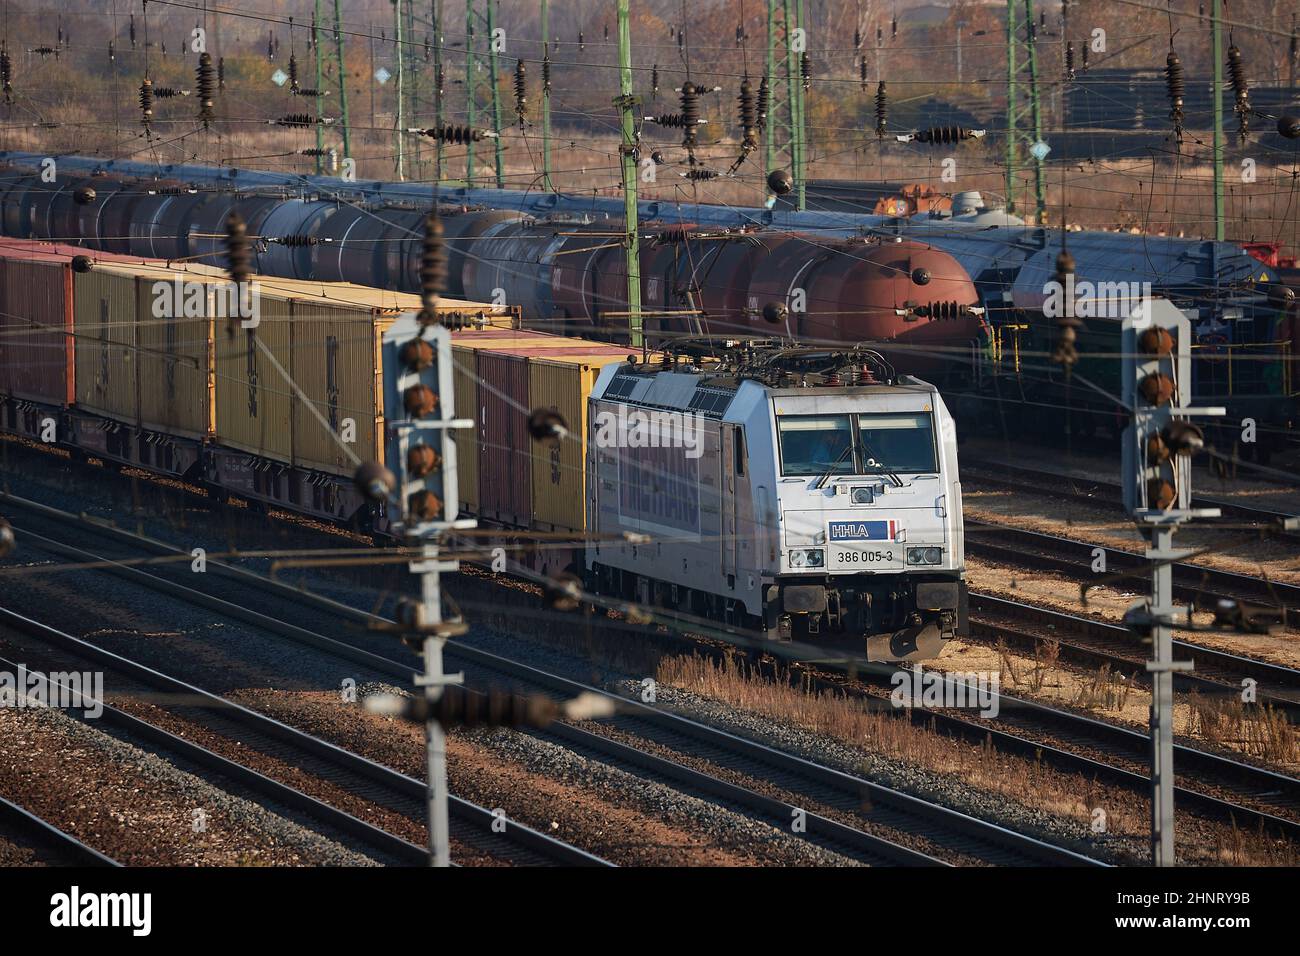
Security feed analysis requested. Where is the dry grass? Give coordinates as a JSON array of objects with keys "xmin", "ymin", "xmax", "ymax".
[{"xmin": 1189, "ymin": 692, "xmax": 1300, "ymax": 765}]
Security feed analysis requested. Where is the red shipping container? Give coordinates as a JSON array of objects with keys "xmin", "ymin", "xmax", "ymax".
[{"xmin": 475, "ymin": 350, "xmax": 532, "ymax": 527}]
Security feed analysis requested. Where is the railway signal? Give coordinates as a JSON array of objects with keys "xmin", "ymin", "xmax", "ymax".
[
  {"xmin": 1120, "ymin": 299, "xmax": 1224, "ymax": 867},
  {"xmin": 371, "ymin": 310, "xmax": 477, "ymax": 868}
]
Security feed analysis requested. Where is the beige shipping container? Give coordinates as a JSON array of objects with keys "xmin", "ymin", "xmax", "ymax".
[
  {"xmin": 73, "ymin": 264, "xmax": 140, "ymax": 423},
  {"xmin": 213, "ymin": 293, "xmax": 294, "ymax": 463},
  {"xmin": 288, "ymin": 298, "xmax": 398, "ymax": 475},
  {"xmin": 528, "ymin": 353, "xmax": 637, "ymax": 533},
  {"xmin": 135, "ymin": 274, "xmax": 214, "ymax": 438}
]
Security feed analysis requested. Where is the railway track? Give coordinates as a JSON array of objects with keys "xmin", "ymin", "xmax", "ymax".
[
  {"xmin": 0, "ymin": 611, "xmax": 604, "ymax": 867},
  {"xmin": 968, "ymin": 519, "xmax": 1300, "ymax": 631},
  {"xmin": 0, "ymin": 492, "xmax": 1105, "ymax": 866},
  {"xmin": 962, "ymin": 458, "xmax": 1299, "ymax": 532},
  {"xmin": 0, "ymin": 793, "xmax": 120, "ymax": 867}
]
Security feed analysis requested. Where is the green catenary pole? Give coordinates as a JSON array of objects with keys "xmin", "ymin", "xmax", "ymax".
[
  {"xmin": 617, "ymin": 0, "xmax": 642, "ymax": 348},
  {"xmin": 796, "ymin": 0, "xmax": 806, "ymax": 211},
  {"xmin": 395, "ymin": 0, "xmax": 406, "ymax": 180},
  {"xmin": 1024, "ymin": 0, "xmax": 1045, "ymax": 223},
  {"xmin": 1212, "ymin": 0, "xmax": 1225, "ymax": 241},
  {"xmin": 1006, "ymin": 0, "xmax": 1018, "ymax": 212},
  {"xmin": 487, "ymin": 0, "xmax": 504, "ymax": 187},
  {"xmin": 331, "ymin": 0, "xmax": 353, "ymax": 163},
  {"xmin": 314, "ymin": 0, "xmax": 324, "ymax": 173},
  {"xmin": 433, "ymin": 0, "xmax": 444, "ymax": 180},
  {"xmin": 765, "ymin": 0, "xmax": 776, "ymax": 179},
  {"xmin": 782, "ymin": 0, "xmax": 803, "ymax": 210},
  {"xmin": 466, "ymin": 0, "xmax": 476, "ymax": 184},
  {"xmin": 541, "ymin": 0, "xmax": 552, "ymax": 190}
]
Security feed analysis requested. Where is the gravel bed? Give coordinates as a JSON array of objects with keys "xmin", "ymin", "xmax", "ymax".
[{"xmin": 0, "ymin": 705, "xmax": 376, "ymax": 866}]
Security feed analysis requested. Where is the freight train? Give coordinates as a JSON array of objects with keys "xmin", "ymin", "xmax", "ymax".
[
  {"xmin": 0, "ymin": 154, "xmax": 1293, "ymax": 453},
  {"xmin": 0, "ymin": 238, "xmax": 966, "ymax": 660}
]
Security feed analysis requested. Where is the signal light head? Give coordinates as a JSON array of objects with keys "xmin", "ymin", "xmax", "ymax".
[
  {"xmin": 1138, "ymin": 326, "xmax": 1174, "ymax": 355},
  {"xmin": 1138, "ymin": 372, "xmax": 1176, "ymax": 406},
  {"xmin": 406, "ymin": 444, "xmax": 440, "ymax": 478},
  {"xmin": 1147, "ymin": 477, "xmax": 1177, "ymax": 510},
  {"xmin": 407, "ymin": 490, "xmax": 443, "ymax": 521},
  {"xmin": 402, "ymin": 384, "xmax": 437, "ymax": 417},
  {"xmin": 399, "ymin": 338, "xmax": 434, "ymax": 370}
]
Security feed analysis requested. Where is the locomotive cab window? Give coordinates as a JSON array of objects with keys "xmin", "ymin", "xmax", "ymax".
[
  {"xmin": 777, "ymin": 412, "xmax": 937, "ymax": 476},
  {"xmin": 857, "ymin": 412, "xmax": 937, "ymax": 474},
  {"xmin": 777, "ymin": 415, "xmax": 855, "ymax": 476}
]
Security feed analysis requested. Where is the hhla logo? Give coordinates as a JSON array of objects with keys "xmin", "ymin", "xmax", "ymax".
[
  {"xmin": 50, "ymin": 887, "xmax": 152, "ymax": 937},
  {"xmin": 152, "ymin": 278, "xmax": 260, "ymax": 329},
  {"xmin": 1042, "ymin": 274, "xmax": 1153, "ymax": 323}
]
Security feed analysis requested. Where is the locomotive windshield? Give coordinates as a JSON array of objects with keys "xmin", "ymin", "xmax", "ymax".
[{"xmin": 778, "ymin": 412, "xmax": 936, "ymax": 476}]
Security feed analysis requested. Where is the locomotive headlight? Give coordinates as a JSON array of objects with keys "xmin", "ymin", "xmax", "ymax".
[
  {"xmin": 906, "ymin": 546, "xmax": 943, "ymax": 566},
  {"xmin": 789, "ymin": 548, "xmax": 824, "ymax": 569},
  {"xmin": 851, "ymin": 486, "xmax": 874, "ymax": 504}
]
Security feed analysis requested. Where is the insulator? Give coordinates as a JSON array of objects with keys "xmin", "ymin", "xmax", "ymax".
[
  {"xmin": 288, "ymin": 52, "xmax": 299, "ymax": 90},
  {"xmin": 891, "ymin": 16, "xmax": 898, "ymax": 39},
  {"xmin": 1227, "ymin": 44, "xmax": 1250, "ymax": 141},
  {"xmin": 860, "ymin": 55, "xmax": 868, "ymax": 91},
  {"xmin": 1081, "ymin": 44, "xmax": 1089, "ymax": 72},
  {"xmin": 514, "ymin": 59, "xmax": 527, "ymax": 127},
  {"xmin": 130, "ymin": 14, "xmax": 136, "ymax": 49},
  {"xmin": 736, "ymin": 23, "xmax": 744, "ymax": 47},
  {"xmin": 139, "ymin": 77, "xmax": 154, "ymax": 127},
  {"xmin": 651, "ymin": 63, "xmax": 659, "ymax": 98},
  {"xmin": 678, "ymin": 29, "xmax": 684, "ymax": 51},
  {"xmin": 1051, "ymin": 251, "xmax": 1081, "ymax": 370},
  {"xmin": 800, "ymin": 52, "xmax": 811, "ymax": 92},
  {"xmin": 738, "ymin": 76, "xmax": 758, "ymax": 150},
  {"xmin": 912, "ymin": 301, "xmax": 972, "ymax": 321},
  {"xmin": 415, "ymin": 124, "xmax": 489, "ymax": 143},
  {"xmin": 578, "ymin": 31, "xmax": 585, "ymax": 52},
  {"xmin": 684, "ymin": 167, "xmax": 720, "ymax": 181},
  {"xmin": 1065, "ymin": 42, "xmax": 1075, "ymax": 80},
  {"xmin": 275, "ymin": 234, "xmax": 325, "ymax": 247},
  {"xmin": 196, "ymin": 52, "xmax": 216, "ymax": 128},
  {"xmin": 109, "ymin": 41, "xmax": 115, "ymax": 63},
  {"xmin": 420, "ymin": 211, "xmax": 448, "ymax": 325},
  {"xmin": 1165, "ymin": 51, "xmax": 1185, "ymax": 141},
  {"xmin": 542, "ymin": 55, "xmax": 550, "ymax": 94},
  {"xmin": 655, "ymin": 226, "xmax": 692, "ymax": 243},
  {"xmin": 756, "ymin": 76, "xmax": 769, "ymax": 132},
  {"xmin": 268, "ymin": 31, "xmax": 275, "ymax": 62},
  {"xmin": 875, "ymin": 82, "xmax": 888, "ymax": 138},
  {"xmin": 224, "ymin": 212, "xmax": 252, "ymax": 338},
  {"xmin": 855, "ymin": 26, "xmax": 862, "ymax": 50},
  {"xmin": 276, "ymin": 113, "xmax": 317, "ymax": 127},
  {"xmin": 681, "ymin": 81, "xmax": 700, "ymax": 150},
  {"xmin": 217, "ymin": 57, "xmax": 225, "ymax": 89},
  {"xmin": 300, "ymin": 147, "xmax": 332, "ymax": 157},
  {"xmin": 151, "ymin": 87, "xmax": 190, "ymax": 98},
  {"xmin": 292, "ymin": 87, "xmax": 325, "ymax": 98},
  {"xmin": 1, "ymin": 51, "xmax": 11, "ymax": 102},
  {"xmin": 909, "ymin": 125, "xmax": 980, "ymax": 144},
  {"xmin": 31, "ymin": 47, "xmax": 57, "ymax": 58},
  {"xmin": 436, "ymin": 61, "xmax": 446, "ymax": 97}
]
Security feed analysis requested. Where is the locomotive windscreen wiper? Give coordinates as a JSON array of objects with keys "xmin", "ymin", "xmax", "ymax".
[
  {"xmin": 812, "ymin": 440, "xmax": 858, "ymax": 490},
  {"xmin": 857, "ymin": 433, "xmax": 904, "ymax": 487}
]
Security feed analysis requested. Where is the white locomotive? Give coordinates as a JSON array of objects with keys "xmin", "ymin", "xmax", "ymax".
[{"xmin": 585, "ymin": 340, "xmax": 967, "ymax": 661}]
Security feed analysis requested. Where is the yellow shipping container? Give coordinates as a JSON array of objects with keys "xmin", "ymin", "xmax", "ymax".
[
  {"xmin": 289, "ymin": 298, "xmax": 399, "ymax": 475},
  {"xmin": 528, "ymin": 353, "xmax": 636, "ymax": 533},
  {"xmin": 213, "ymin": 293, "xmax": 294, "ymax": 463},
  {"xmin": 134, "ymin": 273, "xmax": 214, "ymax": 438},
  {"xmin": 73, "ymin": 264, "xmax": 140, "ymax": 423}
]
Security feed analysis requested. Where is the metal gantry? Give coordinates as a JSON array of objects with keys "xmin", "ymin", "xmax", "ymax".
[
  {"xmin": 1006, "ymin": 0, "xmax": 1046, "ymax": 222},
  {"xmin": 766, "ymin": 0, "xmax": 806, "ymax": 209}
]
